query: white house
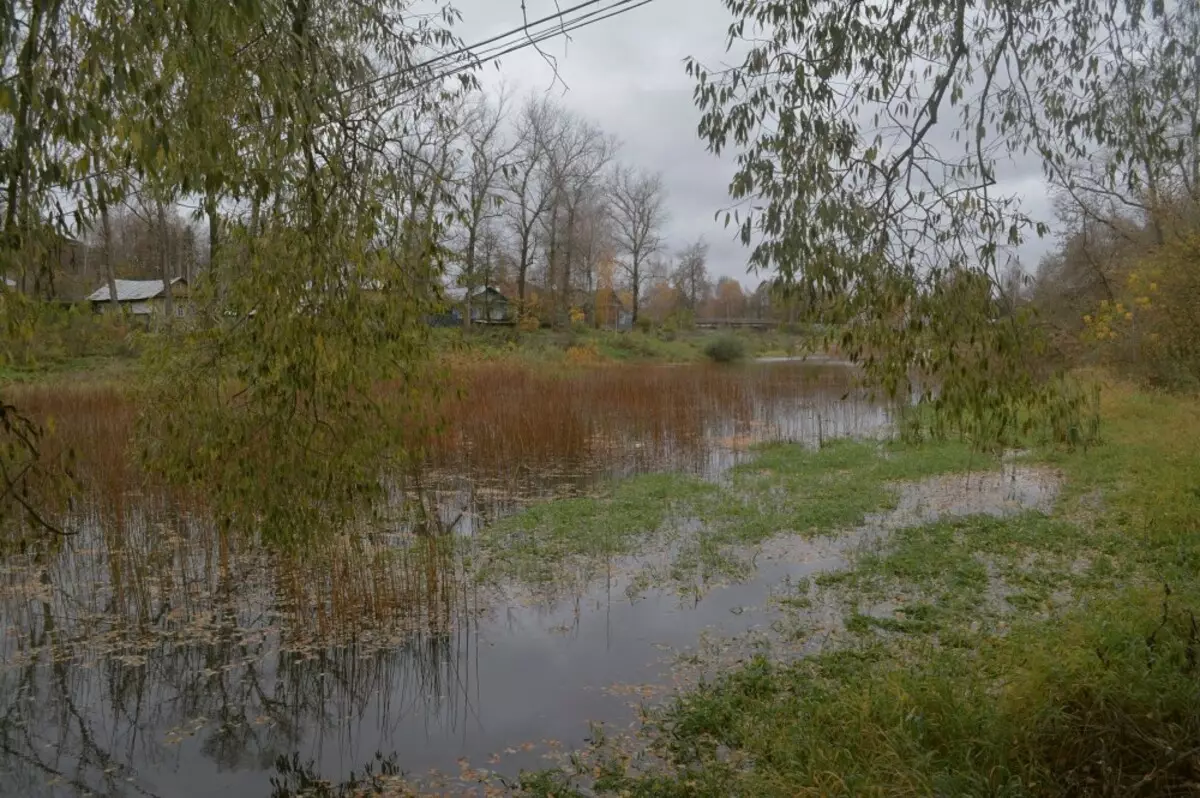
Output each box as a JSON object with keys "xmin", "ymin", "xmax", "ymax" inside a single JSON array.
[{"xmin": 88, "ymin": 278, "xmax": 189, "ymax": 317}]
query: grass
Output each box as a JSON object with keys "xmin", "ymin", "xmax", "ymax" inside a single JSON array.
[
  {"xmin": 512, "ymin": 378, "xmax": 1200, "ymax": 797},
  {"xmin": 479, "ymin": 435, "xmax": 994, "ymax": 593},
  {"xmin": 434, "ymin": 326, "xmax": 822, "ymax": 367},
  {"xmin": 479, "ymin": 472, "xmax": 715, "ymax": 587}
]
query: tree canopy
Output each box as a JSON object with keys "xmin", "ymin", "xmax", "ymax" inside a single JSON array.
[{"xmin": 686, "ymin": 0, "xmax": 1192, "ymax": 442}]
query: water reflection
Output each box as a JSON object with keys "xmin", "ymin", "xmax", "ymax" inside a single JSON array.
[{"xmin": 1, "ymin": 361, "xmax": 891, "ymax": 796}]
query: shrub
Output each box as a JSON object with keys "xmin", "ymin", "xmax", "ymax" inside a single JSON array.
[
  {"xmin": 704, "ymin": 334, "xmax": 746, "ymax": 363},
  {"xmin": 634, "ymin": 315, "xmax": 653, "ymax": 333}
]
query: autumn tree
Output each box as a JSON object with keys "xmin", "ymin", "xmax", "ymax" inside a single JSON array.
[
  {"xmin": 673, "ymin": 238, "xmax": 711, "ymax": 311},
  {"xmin": 712, "ymin": 276, "xmax": 747, "ymax": 320}
]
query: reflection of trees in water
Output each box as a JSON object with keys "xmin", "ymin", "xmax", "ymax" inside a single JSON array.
[
  {"xmin": 0, "ymin": 510, "xmax": 477, "ymax": 797},
  {"xmin": 268, "ymin": 752, "xmax": 403, "ymax": 798}
]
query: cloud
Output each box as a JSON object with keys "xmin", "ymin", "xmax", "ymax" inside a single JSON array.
[{"xmin": 450, "ymin": 0, "xmax": 1057, "ymax": 285}]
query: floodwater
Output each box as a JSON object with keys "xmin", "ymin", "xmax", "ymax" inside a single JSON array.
[{"xmin": 0, "ymin": 361, "xmax": 1045, "ymax": 796}]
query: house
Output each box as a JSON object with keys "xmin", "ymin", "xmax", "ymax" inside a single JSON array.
[
  {"xmin": 597, "ymin": 291, "xmax": 633, "ymax": 330},
  {"xmin": 444, "ymin": 285, "xmax": 513, "ymax": 325},
  {"xmin": 87, "ymin": 278, "xmax": 189, "ymax": 318}
]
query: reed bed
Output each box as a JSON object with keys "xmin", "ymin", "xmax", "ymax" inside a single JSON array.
[
  {"xmin": 1, "ymin": 360, "xmax": 870, "ymax": 650},
  {"xmin": 7, "ymin": 360, "xmax": 862, "ymax": 508}
]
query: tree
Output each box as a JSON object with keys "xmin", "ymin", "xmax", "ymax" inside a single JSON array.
[
  {"xmin": 504, "ymin": 96, "xmax": 556, "ymax": 316},
  {"xmin": 133, "ymin": 0, "xmax": 477, "ymax": 541},
  {"xmin": 457, "ymin": 92, "xmax": 519, "ymax": 329},
  {"xmin": 673, "ymin": 238, "xmax": 711, "ymax": 311},
  {"xmin": 713, "ymin": 276, "xmax": 747, "ymax": 320},
  {"xmin": 682, "ymin": 0, "xmax": 1180, "ymax": 441},
  {"xmin": 608, "ymin": 165, "xmax": 668, "ymax": 323},
  {"xmin": 540, "ymin": 105, "xmax": 617, "ymax": 328}
]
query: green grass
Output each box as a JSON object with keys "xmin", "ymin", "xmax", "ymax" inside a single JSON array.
[
  {"xmin": 437, "ymin": 326, "xmax": 821, "ymax": 366},
  {"xmin": 512, "ymin": 380, "xmax": 1200, "ymax": 797},
  {"xmin": 478, "ymin": 472, "xmax": 717, "ymax": 586},
  {"xmin": 479, "ymin": 437, "xmax": 992, "ymax": 593},
  {"xmin": 0, "ymin": 353, "xmax": 139, "ymax": 383}
]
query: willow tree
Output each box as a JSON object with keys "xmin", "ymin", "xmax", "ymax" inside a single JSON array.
[
  {"xmin": 135, "ymin": 0, "xmax": 472, "ymax": 541},
  {"xmin": 685, "ymin": 0, "xmax": 1186, "ymax": 443}
]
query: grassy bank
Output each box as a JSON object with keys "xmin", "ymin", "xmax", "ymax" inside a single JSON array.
[
  {"xmin": 507, "ymin": 379, "xmax": 1200, "ymax": 797},
  {"xmin": 0, "ymin": 325, "xmax": 824, "ymax": 384},
  {"xmin": 433, "ymin": 326, "xmax": 823, "ymax": 366}
]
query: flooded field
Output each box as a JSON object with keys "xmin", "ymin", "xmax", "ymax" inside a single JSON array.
[{"xmin": 0, "ymin": 360, "xmax": 995, "ymax": 796}]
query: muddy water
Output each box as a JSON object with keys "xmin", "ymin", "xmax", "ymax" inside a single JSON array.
[{"xmin": 0, "ymin": 361, "xmax": 981, "ymax": 796}]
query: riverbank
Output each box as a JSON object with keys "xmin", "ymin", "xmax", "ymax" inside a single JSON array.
[
  {"xmin": 492, "ymin": 377, "xmax": 1200, "ymax": 796},
  {"xmin": 0, "ymin": 324, "xmax": 825, "ymax": 384},
  {"xmin": 434, "ymin": 326, "xmax": 823, "ymax": 367}
]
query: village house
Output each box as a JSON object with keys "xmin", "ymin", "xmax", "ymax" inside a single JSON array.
[
  {"xmin": 87, "ymin": 278, "xmax": 190, "ymax": 320},
  {"xmin": 444, "ymin": 285, "xmax": 513, "ymax": 325},
  {"xmin": 596, "ymin": 291, "xmax": 634, "ymax": 330}
]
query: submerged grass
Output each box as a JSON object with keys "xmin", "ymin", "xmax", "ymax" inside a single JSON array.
[
  {"xmin": 479, "ymin": 472, "xmax": 715, "ymax": 587},
  {"xmin": 479, "ymin": 436, "xmax": 993, "ymax": 595},
  {"xmin": 513, "ymin": 379, "xmax": 1200, "ymax": 797}
]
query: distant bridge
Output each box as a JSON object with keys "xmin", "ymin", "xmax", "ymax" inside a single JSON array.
[{"xmin": 694, "ymin": 318, "xmax": 779, "ymax": 330}]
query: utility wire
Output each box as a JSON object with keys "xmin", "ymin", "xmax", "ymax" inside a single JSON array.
[
  {"xmin": 358, "ymin": 0, "xmax": 659, "ymax": 122},
  {"xmin": 348, "ymin": 0, "xmax": 615, "ymax": 94},
  {"xmin": 50, "ymin": 0, "xmax": 661, "ymax": 193}
]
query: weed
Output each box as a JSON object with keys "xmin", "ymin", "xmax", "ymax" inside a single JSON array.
[{"xmin": 703, "ymin": 334, "xmax": 746, "ymax": 363}]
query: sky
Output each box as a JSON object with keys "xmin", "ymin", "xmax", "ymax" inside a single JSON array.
[{"xmin": 448, "ymin": 0, "xmax": 1059, "ymax": 287}]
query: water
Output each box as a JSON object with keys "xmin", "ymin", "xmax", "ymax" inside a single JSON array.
[{"xmin": 1, "ymin": 361, "xmax": 922, "ymax": 796}]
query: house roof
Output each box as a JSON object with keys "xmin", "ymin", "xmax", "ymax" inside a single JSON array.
[
  {"xmin": 87, "ymin": 278, "xmax": 185, "ymax": 303},
  {"xmin": 445, "ymin": 285, "xmax": 507, "ymax": 302}
]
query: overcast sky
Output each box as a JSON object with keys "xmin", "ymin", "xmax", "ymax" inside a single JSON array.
[{"xmin": 448, "ymin": 0, "xmax": 1058, "ymax": 287}]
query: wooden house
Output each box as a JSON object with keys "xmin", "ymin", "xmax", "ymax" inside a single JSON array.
[{"xmin": 87, "ymin": 278, "xmax": 190, "ymax": 319}]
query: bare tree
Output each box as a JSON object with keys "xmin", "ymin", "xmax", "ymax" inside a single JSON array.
[
  {"xmin": 570, "ymin": 189, "xmax": 612, "ymax": 325},
  {"xmin": 673, "ymin": 238, "xmax": 711, "ymax": 311},
  {"xmin": 504, "ymin": 97, "xmax": 555, "ymax": 313},
  {"xmin": 457, "ymin": 91, "xmax": 519, "ymax": 328},
  {"xmin": 608, "ymin": 165, "xmax": 667, "ymax": 323},
  {"xmin": 541, "ymin": 106, "xmax": 617, "ymax": 327}
]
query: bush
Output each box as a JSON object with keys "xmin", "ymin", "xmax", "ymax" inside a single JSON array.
[
  {"xmin": 0, "ymin": 300, "xmax": 140, "ymax": 369},
  {"xmin": 704, "ymin": 334, "xmax": 746, "ymax": 363},
  {"xmin": 634, "ymin": 315, "xmax": 653, "ymax": 333}
]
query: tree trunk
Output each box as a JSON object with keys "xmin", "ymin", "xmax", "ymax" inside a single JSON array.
[
  {"xmin": 101, "ymin": 202, "xmax": 119, "ymax": 314},
  {"xmin": 546, "ymin": 203, "xmax": 560, "ymax": 327},
  {"xmin": 206, "ymin": 191, "xmax": 220, "ymax": 267},
  {"xmin": 464, "ymin": 226, "xmax": 477, "ymax": 331},
  {"xmin": 250, "ymin": 195, "xmax": 262, "ymax": 238},
  {"xmin": 4, "ymin": 0, "xmax": 45, "ymax": 253},
  {"xmin": 156, "ymin": 199, "xmax": 174, "ymax": 326},
  {"xmin": 632, "ymin": 265, "xmax": 640, "ymax": 325},
  {"xmin": 559, "ymin": 204, "xmax": 576, "ymax": 329}
]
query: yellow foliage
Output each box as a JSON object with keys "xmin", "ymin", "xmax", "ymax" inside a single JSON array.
[
  {"xmin": 564, "ymin": 342, "xmax": 602, "ymax": 365},
  {"xmin": 1082, "ymin": 232, "xmax": 1200, "ymax": 388}
]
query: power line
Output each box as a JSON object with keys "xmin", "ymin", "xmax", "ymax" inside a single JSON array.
[
  {"xmin": 358, "ymin": 0, "xmax": 660, "ymax": 121},
  {"xmin": 352, "ymin": 0, "xmax": 615, "ymax": 94},
  {"xmin": 48, "ymin": 0, "xmax": 662, "ymax": 193}
]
